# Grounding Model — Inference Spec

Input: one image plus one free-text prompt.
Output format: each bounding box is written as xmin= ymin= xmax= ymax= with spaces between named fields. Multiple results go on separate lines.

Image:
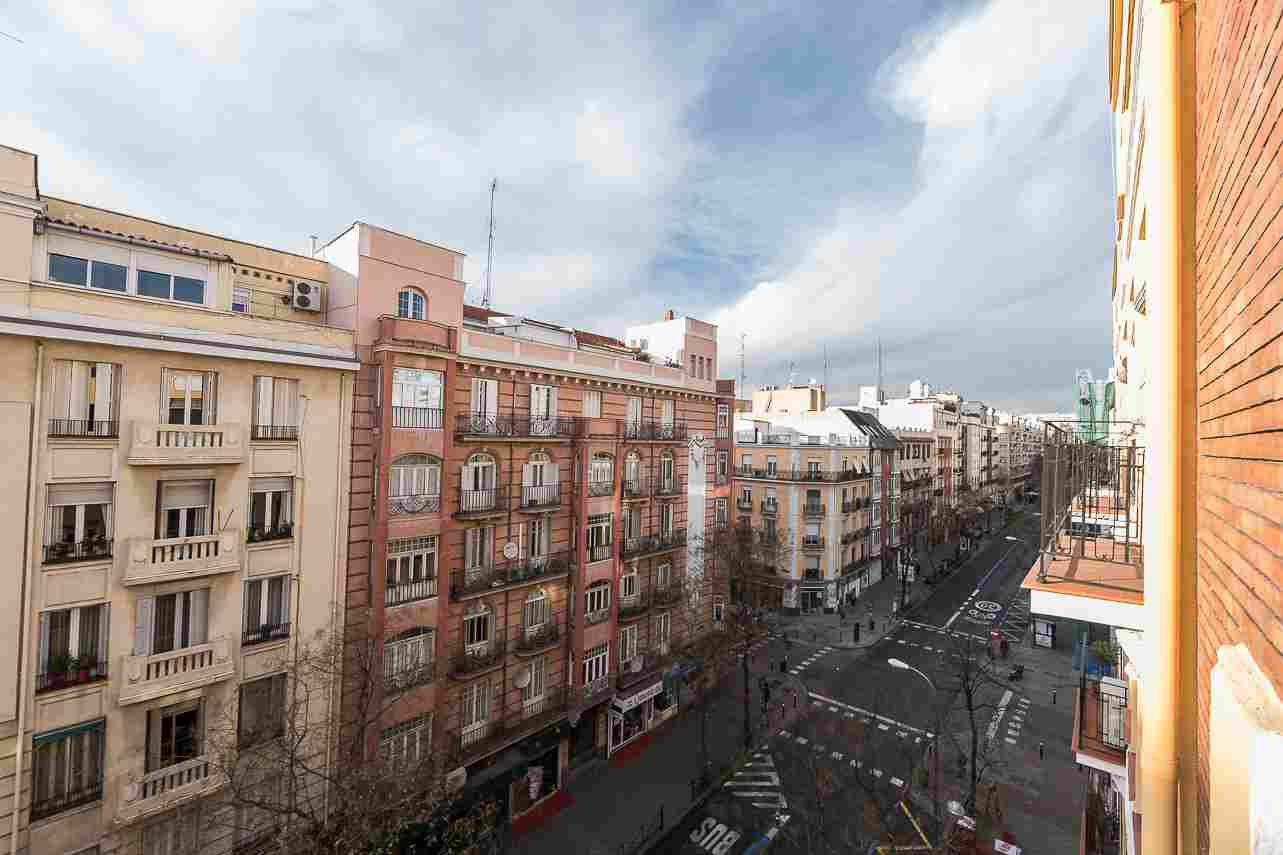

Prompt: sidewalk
xmin=512 ymin=659 xmax=809 ymax=854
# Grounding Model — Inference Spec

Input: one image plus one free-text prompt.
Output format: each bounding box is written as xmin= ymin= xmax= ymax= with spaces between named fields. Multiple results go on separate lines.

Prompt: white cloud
xmin=47 ymin=0 xmax=144 ymax=63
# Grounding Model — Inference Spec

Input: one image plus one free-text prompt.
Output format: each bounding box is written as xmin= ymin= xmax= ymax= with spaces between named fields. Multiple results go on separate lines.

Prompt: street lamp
xmin=887 ymin=658 xmax=940 ymax=830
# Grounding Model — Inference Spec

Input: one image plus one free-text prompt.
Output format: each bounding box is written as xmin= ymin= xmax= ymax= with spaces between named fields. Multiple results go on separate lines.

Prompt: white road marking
xmin=986 ymin=690 xmax=1015 ymax=742
xmin=890 ymin=777 xmax=905 ymax=788
xmin=873 ymin=769 xmax=883 ymax=778
xmin=831 ymin=751 xmax=843 ymax=760
xmin=878 ymin=723 xmax=889 ymax=731
xmin=808 ymin=692 xmax=936 ymax=738
xmin=796 ymin=737 xmax=808 ymax=745
xmin=1005 ymin=737 xmax=1017 ymax=744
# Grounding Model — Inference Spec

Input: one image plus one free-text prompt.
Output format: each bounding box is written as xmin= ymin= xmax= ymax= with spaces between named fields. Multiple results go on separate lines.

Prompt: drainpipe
xmin=11 ymin=341 xmax=45 ymax=855
xmin=1140 ymin=1 xmax=1184 ymax=851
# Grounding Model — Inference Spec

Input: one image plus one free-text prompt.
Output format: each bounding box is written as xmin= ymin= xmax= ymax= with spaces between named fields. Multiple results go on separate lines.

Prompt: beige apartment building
xmin=0 ymin=145 xmax=357 ymax=854
xmin=733 ymin=396 xmax=898 ymax=612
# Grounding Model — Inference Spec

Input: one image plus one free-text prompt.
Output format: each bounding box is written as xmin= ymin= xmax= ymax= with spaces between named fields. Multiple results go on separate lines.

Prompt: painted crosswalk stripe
xmin=873 ymin=769 xmax=883 ymax=778
xmin=890 ymin=777 xmax=905 ymax=788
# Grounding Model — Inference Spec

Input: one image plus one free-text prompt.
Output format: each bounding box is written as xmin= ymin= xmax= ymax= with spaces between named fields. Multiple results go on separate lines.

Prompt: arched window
xmin=397 ymin=289 xmax=425 ymax=320
xmin=522 ymin=451 xmax=559 ymax=509
xmin=522 ymin=589 xmax=549 ymax=632
xmin=461 ymin=453 xmax=497 ymax=512
xmin=588 ymin=453 xmax=613 ymax=496
xmin=389 ymin=454 xmax=441 ymax=514
xmin=623 ymin=450 xmax=642 ymax=488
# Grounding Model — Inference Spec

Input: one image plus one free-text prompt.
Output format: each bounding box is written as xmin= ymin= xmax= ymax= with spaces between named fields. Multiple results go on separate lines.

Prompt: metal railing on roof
xmin=1036 ymin=421 xmax=1144 ymax=582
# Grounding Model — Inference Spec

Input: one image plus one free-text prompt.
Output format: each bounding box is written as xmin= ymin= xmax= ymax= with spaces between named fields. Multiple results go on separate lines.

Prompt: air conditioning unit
xmin=290 ymin=280 xmax=322 ymax=312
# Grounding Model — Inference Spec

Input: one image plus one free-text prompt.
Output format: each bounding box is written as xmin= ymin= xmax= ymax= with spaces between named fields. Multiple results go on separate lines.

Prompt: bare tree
xmin=937 ymin=630 xmax=1009 ymax=815
xmin=146 ymin=615 xmax=502 ymax=855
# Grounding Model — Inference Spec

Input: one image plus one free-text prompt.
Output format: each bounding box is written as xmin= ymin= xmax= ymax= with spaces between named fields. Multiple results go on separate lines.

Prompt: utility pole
xmin=482 ymin=178 xmax=497 ymax=309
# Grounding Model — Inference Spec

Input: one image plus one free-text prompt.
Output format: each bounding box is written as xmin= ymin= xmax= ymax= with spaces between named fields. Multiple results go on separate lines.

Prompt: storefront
xmin=799 ymin=586 xmax=825 ymax=613
xmin=607 ymin=680 xmax=664 ymax=755
xmin=458 ymin=724 xmax=568 ymax=828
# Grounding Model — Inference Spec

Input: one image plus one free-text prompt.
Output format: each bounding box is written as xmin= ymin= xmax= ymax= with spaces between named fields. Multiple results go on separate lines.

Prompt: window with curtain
xmin=249 ymin=478 xmax=293 ymax=541
xmin=135 ymin=589 xmax=208 ymax=656
xmin=49 ymin=360 xmax=119 ymax=437
xmin=582 ymin=389 xmax=601 ymax=418
xmin=161 ymin=369 xmax=217 ymax=426
xmin=243 ymin=575 xmax=291 ymax=645
xmin=391 ymin=368 xmax=443 ymax=428
xmin=389 ymin=454 xmax=441 ymax=514
xmin=463 ymin=606 xmax=492 ymax=652
xmin=386 ymin=536 xmax=437 ymax=605
xmin=156 ymin=479 xmax=212 ymax=540
xmin=30 ymin=719 xmax=104 ymax=821
xmin=44 ymin=483 xmax=113 ymax=564
xmin=252 ymin=377 xmax=299 ymax=439
xmin=36 ymin=603 xmax=109 ymax=691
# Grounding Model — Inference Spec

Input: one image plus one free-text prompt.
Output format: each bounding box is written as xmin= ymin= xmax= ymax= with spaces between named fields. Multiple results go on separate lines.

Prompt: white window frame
xmin=47 ymin=250 xmax=128 ymax=293
xmin=385 ymin=536 xmax=438 ymax=603
xmin=522 ymin=589 xmax=550 ymax=632
xmin=137 ymin=267 xmax=206 ymax=305
xmin=585 ymin=581 xmax=611 ymax=618
xmin=587 ymin=513 xmax=613 ymax=557
xmin=463 ymin=607 xmax=493 ymax=654
xmin=715 ymin=498 xmax=728 ymax=525
xmin=380 ymin=713 xmax=432 ymax=766
xmin=249 ymin=478 xmax=293 ymax=539
xmin=232 ymin=286 xmax=251 ymax=314
xmin=243 ymin=575 xmax=291 ymax=643
xmin=521 ymin=657 xmax=547 ymax=708
xmin=469 ymin=377 xmax=498 ymax=419
xmin=397 ymin=289 xmax=425 ymax=320
xmin=383 ymin=629 xmax=432 ymax=692
xmin=717 ymin=450 xmax=728 ymax=479
xmin=619 ymin=624 xmax=639 ymax=666
xmin=45 ymin=484 xmax=113 ymax=556
xmin=390 ymin=455 xmax=441 ymax=504
xmin=657 ymin=563 xmax=672 ymax=588
xmin=660 ymin=452 xmax=675 ymax=491
xmin=161 ymin=369 xmax=217 ymax=426
xmin=157 ymin=478 xmax=212 ymax=540
xmin=50 ymin=360 xmax=119 ymax=429
xmin=716 ymin=404 xmax=730 ymax=436
xmin=626 ymin=396 xmax=642 ymax=427
xmin=252 ymin=376 xmax=299 ymax=431
xmin=135 ymin=589 xmax=209 ymax=656
xmin=582 ymin=389 xmax=602 ymax=418
xmin=392 ymin=368 xmax=443 ymax=420
xmin=464 ymin=526 xmax=494 ymax=574
xmin=589 ymin=454 xmax=614 ymax=489
xmin=37 ymin=603 xmax=110 ymax=685
xmin=583 ymin=643 xmax=609 ymax=683
xmin=620 ymin=571 xmax=639 ymax=602
xmin=461 ymin=682 xmax=490 ymax=732
xmin=654 ymin=611 xmax=671 ymax=652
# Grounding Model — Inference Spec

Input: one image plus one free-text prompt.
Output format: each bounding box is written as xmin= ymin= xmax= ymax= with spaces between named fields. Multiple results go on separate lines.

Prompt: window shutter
xmin=543 ymin=461 xmax=558 ymax=486
xmin=274 ymin=379 xmax=298 ymax=427
xmin=255 ymin=377 xmax=273 ymax=427
xmin=98 ymin=604 xmax=110 ymax=664
xmin=50 ymin=361 xmax=72 ymax=421
xmin=189 ymin=589 xmax=209 ymax=645
xmin=134 ymin=597 xmax=154 ymax=656
xmin=522 ymin=462 xmax=536 ymax=487
xmin=69 ymin=361 xmax=91 ymax=421
xmin=252 ymin=477 xmax=292 ymax=494
xmin=204 ymin=371 xmax=219 ymax=424
xmin=662 ymin=399 xmax=674 ymax=426
xmin=94 ymin=363 xmax=115 ymax=421
xmin=37 ymin=612 xmax=49 ymax=675
xmin=282 ymin=576 xmax=292 ymax=625
xmin=244 ymin=581 xmax=258 ymax=634
xmin=426 ymin=465 xmax=440 ymax=497
xmin=47 ymin=484 xmax=113 ymax=507
xmin=160 ymin=480 xmax=212 ymax=510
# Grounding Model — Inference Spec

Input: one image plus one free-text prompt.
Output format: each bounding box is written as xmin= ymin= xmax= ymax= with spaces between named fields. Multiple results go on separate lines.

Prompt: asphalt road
xmin=744 ymin=509 xmax=1045 ymax=851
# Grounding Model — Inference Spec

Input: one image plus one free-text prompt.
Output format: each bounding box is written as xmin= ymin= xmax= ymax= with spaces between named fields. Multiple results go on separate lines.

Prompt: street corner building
xmin=0 ymin=144 xmax=358 ymax=853
xmin=1022 ymin=2 xmax=1283 ymax=854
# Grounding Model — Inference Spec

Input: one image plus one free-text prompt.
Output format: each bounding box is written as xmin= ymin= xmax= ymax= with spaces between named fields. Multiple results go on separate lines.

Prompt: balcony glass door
xmin=147 ymin=700 xmax=203 ymax=772
xmin=158 ymin=480 xmax=211 ymax=539
xmin=139 ymin=589 xmax=209 ymax=656
xmin=527 ymin=518 xmax=549 ymax=565
xmin=162 ymin=370 xmax=216 ymax=426
xmin=530 ymin=384 xmax=557 ymax=435
xmin=469 ymin=378 xmax=497 ymax=431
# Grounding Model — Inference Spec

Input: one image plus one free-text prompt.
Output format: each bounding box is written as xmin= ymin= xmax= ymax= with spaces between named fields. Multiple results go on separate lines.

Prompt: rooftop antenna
xmin=876 ymin=338 xmax=884 ymax=403
xmin=482 ymin=178 xmax=497 ymax=309
xmin=309 ymin=234 xmax=318 ymax=256
xmin=823 ymin=344 xmax=829 ymax=390
xmin=787 ymin=360 xmax=797 ymax=386
xmin=738 ymin=333 xmax=747 ymax=395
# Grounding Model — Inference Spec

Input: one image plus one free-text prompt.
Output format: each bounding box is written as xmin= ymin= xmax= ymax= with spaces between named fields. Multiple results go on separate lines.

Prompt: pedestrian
xmin=784 ymin=654 xmax=790 ymax=672
xmin=1038 ymin=740 xmax=1045 ymax=760
xmin=792 ymin=689 xmax=798 ymax=709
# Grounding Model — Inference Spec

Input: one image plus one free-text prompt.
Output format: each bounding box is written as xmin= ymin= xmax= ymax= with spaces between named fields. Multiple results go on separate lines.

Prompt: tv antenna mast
xmin=738 ymin=333 xmax=747 ymax=394
xmin=482 ymin=178 xmax=497 ymax=309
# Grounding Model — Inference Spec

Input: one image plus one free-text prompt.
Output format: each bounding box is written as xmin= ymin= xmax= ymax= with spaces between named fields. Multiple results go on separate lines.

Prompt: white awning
xmin=612 ymin=680 xmax=663 ymax=713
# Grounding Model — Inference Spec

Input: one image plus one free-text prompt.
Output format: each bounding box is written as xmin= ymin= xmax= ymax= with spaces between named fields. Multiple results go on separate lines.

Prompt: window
xmin=464 ymin=526 xmax=494 ymax=575
xmin=49 ymin=360 xmax=119 ymax=436
xmin=49 ymin=252 xmax=127 ymax=293
xmin=461 ymin=453 xmax=497 ymax=511
xmin=741 ymin=453 xmax=752 ymax=469
xmin=463 ymin=606 xmax=493 ymax=652
xmin=530 ymin=384 xmax=559 ymax=434
xmin=660 ymin=502 xmax=675 ymax=538
xmin=713 ymin=597 xmax=725 ymax=625
xmin=243 ymin=575 xmax=291 ymax=645
xmin=657 ymin=563 xmax=672 ymax=589
xmin=740 ymin=485 xmax=752 ymax=504
xmin=461 ymin=682 xmax=490 ymax=738
xmin=386 ymin=536 xmax=438 ymax=605
xmin=660 ymin=451 xmax=675 ymax=491
xmin=381 ymin=713 xmax=431 ymax=766
xmin=44 ymin=483 xmax=113 ymax=564
xmin=161 ymin=369 xmax=216 ymax=426
xmin=232 ymin=286 xmax=251 ymax=314
xmin=146 ymin=699 xmax=204 ymax=773
xmin=249 ymin=478 xmax=293 ymax=541
xmin=523 ymin=589 xmax=550 ymax=633
xmin=766 ymin=456 xmax=777 ymax=477
xmin=31 ymin=719 xmax=104 ymax=820
xmin=392 ymin=368 xmax=443 ymax=428
xmin=583 ymin=643 xmax=609 ymax=684
xmin=390 ymin=454 xmax=441 ymax=513
xmin=655 ymin=612 xmax=671 ymax=652
xmin=716 ymin=451 xmax=728 ymax=481
xmin=156 ymin=479 xmax=212 ymax=540
xmin=522 ymin=451 xmax=558 ymax=508
xmin=807 ymin=461 xmax=821 ymax=477
xmin=527 ymin=517 xmax=550 ymax=562
xmin=522 ymin=657 xmax=547 ymax=709
xmin=585 ymin=581 xmax=611 ymax=618
xmin=469 ymin=377 xmax=498 ymax=419
xmin=690 ymin=355 xmax=697 ymax=375
xmin=619 ymin=624 xmax=639 ymax=665
xmin=621 ymin=572 xmax=639 ymax=602
xmin=716 ymin=404 xmax=730 ymax=437
xmin=142 ymin=803 xmax=205 ymax=855
xmin=396 ymin=289 xmax=425 ymax=320
xmin=252 ymin=377 xmax=299 ymax=438
xmin=583 ymin=389 xmax=601 ymax=418
xmin=587 ymin=513 xmax=613 ymax=562
xmin=37 ymin=603 xmax=109 ymax=691
xmin=804 ymin=556 xmax=821 ymax=579
xmin=139 ymin=269 xmax=205 ymax=304
xmin=715 ymin=498 xmax=728 ymax=526
xmin=626 ymin=396 xmax=642 ymax=426
xmin=661 ymin=399 xmax=675 ymax=429
xmin=806 ymin=489 xmax=821 ymax=511
xmin=589 ymin=454 xmax=614 ymax=495
xmin=238 ymin=674 xmax=287 ymax=746
xmin=384 ymin=628 xmax=433 ymax=693
xmin=135 ymin=589 xmax=209 ymax=656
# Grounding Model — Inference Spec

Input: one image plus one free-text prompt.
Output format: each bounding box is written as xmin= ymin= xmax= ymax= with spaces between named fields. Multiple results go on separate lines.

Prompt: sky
xmin=0 ymin=0 xmax=1113 ymax=412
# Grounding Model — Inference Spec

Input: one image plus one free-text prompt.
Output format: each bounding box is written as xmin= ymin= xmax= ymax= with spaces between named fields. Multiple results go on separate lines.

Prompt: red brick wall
xmin=1194 ymin=3 xmax=1283 ymax=851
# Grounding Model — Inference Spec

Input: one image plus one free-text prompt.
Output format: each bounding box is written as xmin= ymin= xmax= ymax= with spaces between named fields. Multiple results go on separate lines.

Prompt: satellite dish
xmin=503 ymin=542 xmax=519 ymax=560
xmin=514 ymin=669 xmax=531 ymax=689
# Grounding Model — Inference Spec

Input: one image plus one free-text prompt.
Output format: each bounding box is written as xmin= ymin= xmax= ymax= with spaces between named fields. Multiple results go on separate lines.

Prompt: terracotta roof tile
xmin=44 ymin=216 xmax=233 ymax=261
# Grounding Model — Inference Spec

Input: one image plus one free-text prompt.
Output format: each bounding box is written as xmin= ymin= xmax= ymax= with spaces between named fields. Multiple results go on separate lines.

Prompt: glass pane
xmin=174 ymin=708 xmax=200 ymax=761
xmin=153 ymin=596 xmax=176 ymax=654
xmin=166 ymin=373 xmax=188 ymax=424
xmin=267 ymin=578 xmax=284 ymax=623
xmin=55 ymin=505 xmax=76 ymax=544
xmin=173 ymin=276 xmax=205 ymax=304
xmin=189 ymin=507 xmax=207 ymax=537
xmin=138 ymin=270 xmax=171 ymax=299
xmin=187 ymin=375 xmax=205 ymax=425
xmin=164 ymin=509 xmax=182 ymax=539
xmin=90 ymin=261 xmax=128 ymax=292
xmin=250 ymin=493 xmax=267 ymax=533
xmin=83 ymin=504 xmax=108 ymax=541
xmin=48 ymin=610 xmax=72 ymax=660
xmin=48 ymin=254 xmax=88 ymax=286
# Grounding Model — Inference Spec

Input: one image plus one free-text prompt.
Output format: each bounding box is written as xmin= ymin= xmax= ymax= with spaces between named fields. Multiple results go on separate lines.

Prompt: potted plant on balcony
xmin=71 ymin=654 xmax=93 ymax=682
xmin=247 ymin=526 xmax=262 ymax=544
xmin=46 ymin=653 xmax=73 ymax=689
xmin=88 ymin=533 xmax=109 ymax=558
xmin=48 ymin=541 xmax=71 ymax=562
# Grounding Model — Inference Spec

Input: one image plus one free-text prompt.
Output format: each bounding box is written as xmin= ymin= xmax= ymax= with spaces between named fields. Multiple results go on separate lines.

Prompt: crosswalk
xmin=789 ymin=645 xmax=835 ymax=675
xmin=724 ymin=749 xmax=788 ymax=809
xmin=996 ymin=590 xmax=1032 ymax=642
xmin=776 ymin=729 xmax=912 ymax=795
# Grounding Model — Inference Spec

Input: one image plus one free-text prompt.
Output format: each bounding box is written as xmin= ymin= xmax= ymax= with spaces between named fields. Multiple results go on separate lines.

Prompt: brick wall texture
xmin=1195 ymin=2 xmax=1283 ymax=852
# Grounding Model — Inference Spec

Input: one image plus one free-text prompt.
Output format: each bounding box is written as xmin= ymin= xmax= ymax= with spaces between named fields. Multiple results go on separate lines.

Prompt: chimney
xmin=664 ymin=309 xmax=675 ymax=321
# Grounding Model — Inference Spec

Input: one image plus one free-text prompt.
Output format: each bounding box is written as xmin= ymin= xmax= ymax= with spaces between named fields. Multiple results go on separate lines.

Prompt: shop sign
xmin=613 ymin=680 xmax=663 ymax=712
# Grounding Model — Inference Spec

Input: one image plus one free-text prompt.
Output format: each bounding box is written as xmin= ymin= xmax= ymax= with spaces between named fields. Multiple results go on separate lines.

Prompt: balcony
xmin=514 ymin=619 xmax=563 ymax=655
xmin=735 ymin=497 xmax=754 ymax=511
xmin=618 ymin=649 xmax=669 ymax=690
xmin=760 ymin=499 xmax=778 ymax=515
xmin=655 ymin=476 xmax=684 ymax=497
xmin=455 ymin=413 xmax=581 ymax=440
xmin=118 ymin=637 xmax=234 ymax=706
xmin=448 ymin=634 xmax=508 ymax=679
xmin=1073 ymin=673 xmax=1129 ymax=773
xmin=119 ymin=532 xmax=242 ymax=586
xmin=577 ymin=675 xmax=615 ymax=707
xmin=384 ymin=660 xmax=435 ymax=695
xmin=617 ymin=591 xmax=652 ymax=622
xmin=620 ymin=420 xmax=687 ymax=442
xmin=390 ymin=406 xmax=443 ymax=430
xmin=735 ymin=466 xmax=869 ymax=483
xmin=449 ymin=551 xmax=573 ymax=599
xmin=377 ymin=314 xmax=456 ymax=352
xmin=389 ymin=492 xmax=441 ymax=515
xmin=242 ymin=621 xmax=291 ymax=647
xmin=587 ymin=542 xmax=614 ymax=563
xmin=449 ymin=686 xmax=570 ymax=764
xmin=841 ymin=499 xmax=865 ymax=513
xmin=454 ymin=486 xmax=508 ymax=519
xmin=117 ymin=755 xmax=219 ymax=825
xmin=37 ymin=657 xmax=108 ymax=693
xmin=584 ymin=607 xmax=612 ymax=626
xmin=385 ymin=575 xmax=437 ymax=607
xmin=31 ymin=778 xmax=103 ymax=822
xmin=127 ymin=422 xmax=245 ymax=466
xmin=715 ymin=471 xmax=729 ymax=486
xmin=653 ymin=581 xmax=682 ymax=605
xmin=250 ymin=424 xmax=298 ymax=441
xmin=803 ymin=503 xmax=826 ymax=519
xmin=623 ymin=478 xmax=652 ymax=500
xmin=620 ymin=530 xmax=686 ymax=560
xmin=43 ymin=538 xmax=113 ymax=566
xmin=588 ymin=479 xmax=615 ymax=498
xmin=1022 ymin=422 xmax=1145 ymax=630
xmin=801 ymin=536 xmax=826 ymax=552
xmin=520 ymin=483 xmax=561 ymax=511
xmin=48 ymin=418 xmax=119 ymax=439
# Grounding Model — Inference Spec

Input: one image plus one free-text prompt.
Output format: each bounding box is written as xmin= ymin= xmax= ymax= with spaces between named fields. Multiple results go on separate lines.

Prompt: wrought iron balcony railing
xmin=520 ymin=483 xmax=561 ymax=510
xmin=390 ymin=493 xmax=441 ymax=515
xmin=620 ymin=421 xmax=688 ymax=441
xmin=449 ymin=551 xmax=574 ymax=599
xmin=48 ymin=418 xmax=118 ymax=439
xmin=250 ymin=424 xmax=299 ymax=441
xmin=456 ymin=413 xmax=581 ymax=438
xmin=455 ymin=486 xmax=508 ymax=517
xmin=448 ymin=634 xmax=508 ymax=678
xmin=42 ymin=538 xmax=113 ymax=565
xmin=616 ymin=591 xmax=651 ymax=622
xmin=391 ymin=406 xmax=443 ymax=430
